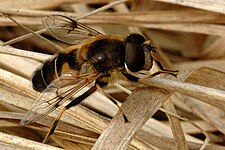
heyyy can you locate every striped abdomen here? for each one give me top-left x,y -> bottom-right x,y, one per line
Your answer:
32,50 -> 81,92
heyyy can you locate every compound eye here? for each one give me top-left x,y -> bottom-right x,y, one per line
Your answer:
125,34 -> 145,72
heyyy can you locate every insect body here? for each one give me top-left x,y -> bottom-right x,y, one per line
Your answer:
20,14 -> 177,143
33,35 -> 123,92
32,34 -> 153,92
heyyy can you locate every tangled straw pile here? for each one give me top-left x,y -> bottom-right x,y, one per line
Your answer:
0,0 -> 225,149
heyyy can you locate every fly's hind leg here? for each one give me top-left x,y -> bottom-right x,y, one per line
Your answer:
42,85 -> 98,143
42,107 -> 66,143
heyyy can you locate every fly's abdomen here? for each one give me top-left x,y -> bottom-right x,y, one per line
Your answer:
32,49 -> 81,92
32,59 -> 56,92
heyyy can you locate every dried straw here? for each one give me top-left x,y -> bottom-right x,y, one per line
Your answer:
0,0 -> 225,150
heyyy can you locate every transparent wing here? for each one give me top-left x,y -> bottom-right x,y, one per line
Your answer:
42,14 -> 103,44
21,72 -> 98,125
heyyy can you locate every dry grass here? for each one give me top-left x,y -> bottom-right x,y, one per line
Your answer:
0,0 -> 225,149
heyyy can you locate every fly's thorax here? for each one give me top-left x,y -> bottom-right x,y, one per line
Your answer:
83,36 -> 126,74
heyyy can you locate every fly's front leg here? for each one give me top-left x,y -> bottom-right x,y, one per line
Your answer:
153,59 -> 178,78
147,50 -> 178,78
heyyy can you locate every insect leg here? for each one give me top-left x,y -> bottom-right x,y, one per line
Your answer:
96,85 -> 129,122
150,51 -> 178,78
42,85 -> 97,143
153,59 -> 178,77
42,107 -> 66,143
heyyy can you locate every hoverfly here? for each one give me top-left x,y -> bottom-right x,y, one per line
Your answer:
20,14 -> 177,143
